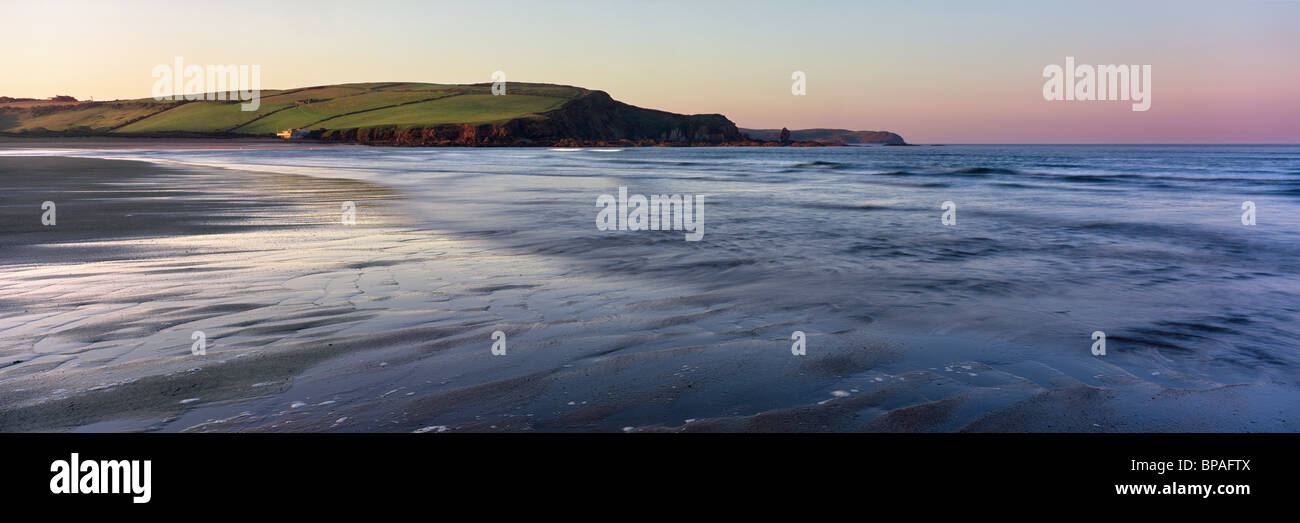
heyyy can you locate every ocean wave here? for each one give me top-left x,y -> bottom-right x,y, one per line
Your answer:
948,167 -> 1020,175
789,160 -> 850,170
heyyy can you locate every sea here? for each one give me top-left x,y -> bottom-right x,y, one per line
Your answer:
2,144 -> 1298,431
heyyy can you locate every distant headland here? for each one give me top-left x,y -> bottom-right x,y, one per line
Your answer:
0,82 -> 904,147
739,128 -> 905,145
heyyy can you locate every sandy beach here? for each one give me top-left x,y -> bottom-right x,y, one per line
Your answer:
1,149 -> 1298,433
0,155 -> 407,430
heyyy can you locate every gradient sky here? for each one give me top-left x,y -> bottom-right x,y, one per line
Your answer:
3,0 -> 1297,143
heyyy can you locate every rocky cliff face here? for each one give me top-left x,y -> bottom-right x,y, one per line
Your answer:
318,91 -> 748,146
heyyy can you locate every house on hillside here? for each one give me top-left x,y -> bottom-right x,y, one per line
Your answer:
277,128 -> 312,139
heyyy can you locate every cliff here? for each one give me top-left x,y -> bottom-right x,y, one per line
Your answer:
1,82 -> 837,147
317,90 -> 750,147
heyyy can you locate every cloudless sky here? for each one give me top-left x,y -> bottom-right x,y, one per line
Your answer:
3,0 -> 1297,143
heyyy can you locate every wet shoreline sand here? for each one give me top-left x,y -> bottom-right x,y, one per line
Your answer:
0,156 -> 406,431
0,136 -> 342,150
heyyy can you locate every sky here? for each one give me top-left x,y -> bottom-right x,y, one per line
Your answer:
2,0 -> 1297,143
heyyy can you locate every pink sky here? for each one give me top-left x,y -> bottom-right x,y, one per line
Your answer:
2,0 -> 1297,143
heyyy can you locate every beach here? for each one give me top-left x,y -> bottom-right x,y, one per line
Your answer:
0,155 -> 409,430
1,145 -> 1298,432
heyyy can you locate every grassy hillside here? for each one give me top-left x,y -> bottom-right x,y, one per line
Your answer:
4,101 -> 184,132
0,82 -> 758,146
0,82 -> 588,136
113,100 -> 294,133
321,94 -> 566,128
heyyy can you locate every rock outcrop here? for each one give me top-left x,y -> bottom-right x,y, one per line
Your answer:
318,90 -> 754,147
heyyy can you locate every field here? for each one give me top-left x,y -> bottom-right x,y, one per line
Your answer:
320,94 -> 568,128
234,89 -> 454,134
0,83 -> 589,136
3,101 -> 180,132
113,100 -> 294,133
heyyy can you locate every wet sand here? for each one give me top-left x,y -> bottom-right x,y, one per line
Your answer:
0,156 -> 403,430
0,136 -> 337,150
1,155 -> 1297,433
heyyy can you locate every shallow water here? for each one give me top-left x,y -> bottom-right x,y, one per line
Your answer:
2,145 -> 1298,432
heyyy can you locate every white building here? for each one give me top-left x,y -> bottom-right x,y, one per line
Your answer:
276,129 -> 311,139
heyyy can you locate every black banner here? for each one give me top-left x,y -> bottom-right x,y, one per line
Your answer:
2,433 -> 1291,512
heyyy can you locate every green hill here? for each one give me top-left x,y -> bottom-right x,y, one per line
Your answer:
0,82 -> 749,146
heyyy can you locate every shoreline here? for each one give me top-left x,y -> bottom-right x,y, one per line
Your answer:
1,152 -> 1297,433
0,155 -> 408,431
0,136 -> 358,150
